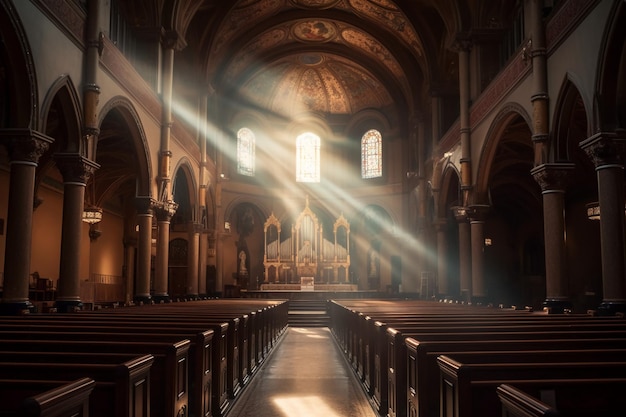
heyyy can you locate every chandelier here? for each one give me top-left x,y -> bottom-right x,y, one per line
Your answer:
82,206 -> 103,224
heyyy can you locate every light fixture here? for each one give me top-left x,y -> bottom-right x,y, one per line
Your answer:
82,206 -> 103,224
586,202 -> 600,221
82,170 -> 102,224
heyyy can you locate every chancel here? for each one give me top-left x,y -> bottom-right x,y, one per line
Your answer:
0,1 -> 625,416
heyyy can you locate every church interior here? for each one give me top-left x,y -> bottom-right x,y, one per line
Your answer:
0,0 -> 626,415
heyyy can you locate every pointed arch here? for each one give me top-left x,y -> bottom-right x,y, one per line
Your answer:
0,0 -> 38,129
594,0 -> 626,131
98,96 -> 152,197
172,159 -> 198,225
40,75 -> 83,153
475,103 -> 533,205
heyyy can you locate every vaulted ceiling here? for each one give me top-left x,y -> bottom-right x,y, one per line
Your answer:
115,0 -> 517,127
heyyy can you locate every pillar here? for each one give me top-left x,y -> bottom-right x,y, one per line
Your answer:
135,197 -> 155,304
452,206 -> 471,302
529,0 -> 549,166
435,219 -> 448,297
469,205 -> 490,304
580,133 -> 626,314
186,222 -> 200,299
199,228 -> 208,297
153,200 -> 177,303
0,130 -> 53,314
54,153 -> 99,313
531,163 -> 575,313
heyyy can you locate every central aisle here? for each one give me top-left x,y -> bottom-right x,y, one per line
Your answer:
227,327 -> 378,417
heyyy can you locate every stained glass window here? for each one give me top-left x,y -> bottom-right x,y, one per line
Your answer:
361,129 -> 382,178
296,132 -> 320,183
237,127 -> 255,176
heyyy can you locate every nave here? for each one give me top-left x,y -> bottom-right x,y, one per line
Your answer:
226,327 -> 377,417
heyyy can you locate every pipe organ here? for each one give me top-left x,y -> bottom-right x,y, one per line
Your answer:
263,198 -> 350,284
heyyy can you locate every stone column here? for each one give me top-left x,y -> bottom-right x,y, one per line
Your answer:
529,0 -> 549,166
54,153 -> 99,313
153,200 -> 178,303
199,227 -> 208,297
186,222 -> 200,299
135,197 -> 155,304
531,163 -> 575,313
469,205 -> 490,304
0,130 -> 53,314
435,219 -> 448,297
452,206 -> 471,302
123,241 -> 135,305
580,132 -> 626,314
456,39 -> 473,205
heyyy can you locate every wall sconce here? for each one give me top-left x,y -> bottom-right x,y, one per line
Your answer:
484,238 -> 492,246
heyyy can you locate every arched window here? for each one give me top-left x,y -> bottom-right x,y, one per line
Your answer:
361,129 -> 382,178
296,132 -> 320,183
237,127 -> 255,176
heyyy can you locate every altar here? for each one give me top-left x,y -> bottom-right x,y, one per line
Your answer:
259,283 -> 358,292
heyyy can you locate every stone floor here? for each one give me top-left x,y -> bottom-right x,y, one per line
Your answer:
226,327 -> 378,417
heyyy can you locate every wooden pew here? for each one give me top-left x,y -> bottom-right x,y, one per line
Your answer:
0,336 -> 189,417
328,300 -> 626,417
405,337 -> 626,417
0,353 -> 153,417
0,377 -> 95,417
496,381 -> 626,417
0,298 -> 289,417
437,353 -> 626,417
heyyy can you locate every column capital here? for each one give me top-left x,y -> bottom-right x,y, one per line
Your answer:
530,162 -> 575,192
579,132 -> 626,167
0,129 -> 54,164
135,196 -> 157,215
155,199 -> 178,221
467,204 -> 490,222
451,206 -> 469,222
54,153 -> 100,184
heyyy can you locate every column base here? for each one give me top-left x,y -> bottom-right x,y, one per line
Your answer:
133,295 -> 153,305
0,300 -> 35,315
596,301 -> 626,316
54,299 -> 83,313
542,298 -> 572,314
152,294 -> 171,304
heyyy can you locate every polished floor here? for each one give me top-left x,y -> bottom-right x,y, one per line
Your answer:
227,327 -> 378,417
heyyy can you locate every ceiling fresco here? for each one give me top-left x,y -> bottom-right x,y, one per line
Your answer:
203,0 -> 427,117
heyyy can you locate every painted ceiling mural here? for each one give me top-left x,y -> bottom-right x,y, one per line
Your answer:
207,0 -> 425,117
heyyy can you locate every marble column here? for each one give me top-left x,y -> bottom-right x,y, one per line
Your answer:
54,153 -> 99,313
0,130 -> 53,315
469,205 -> 490,304
452,206 -> 471,302
531,163 -> 575,313
135,196 -> 156,304
186,222 -> 200,300
153,200 -> 178,303
580,132 -> 626,314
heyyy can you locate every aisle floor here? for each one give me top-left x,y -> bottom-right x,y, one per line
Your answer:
227,327 -> 379,417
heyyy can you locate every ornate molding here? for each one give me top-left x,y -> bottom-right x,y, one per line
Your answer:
54,153 -> 100,184
0,129 -> 54,164
580,132 -> 626,168
530,162 -> 575,192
